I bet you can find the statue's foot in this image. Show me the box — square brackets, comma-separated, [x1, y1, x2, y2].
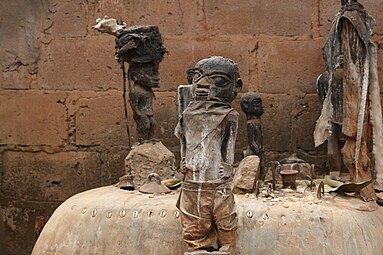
[184, 246, 231, 255]
[373, 179, 383, 192]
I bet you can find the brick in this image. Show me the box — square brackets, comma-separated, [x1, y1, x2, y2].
[0, 201, 60, 255]
[100, 146, 128, 186]
[260, 94, 293, 152]
[257, 39, 325, 94]
[50, 0, 87, 38]
[90, 0, 202, 36]
[92, 0, 130, 21]
[38, 36, 121, 91]
[0, 66, 32, 90]
[0, 92, 67, 146]
[0, 151, 101, 201]
[0, 0, 48, 78]
[320, 0, 383, 37]
[378, 43, 383, 92]
[160, 37, 251, 92]
[129, 0, 197, 36]
[205, 0, 312, 36]
[75, 91, 131, 146]
[292, 94, 322, 151]
[153, 92, 179, 149]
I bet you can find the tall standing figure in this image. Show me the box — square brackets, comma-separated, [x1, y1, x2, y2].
[93, 17, 167, 143]
[240, 92, 265, 180]
[314, 0, 383, 200]
[175, 56, 242, 254]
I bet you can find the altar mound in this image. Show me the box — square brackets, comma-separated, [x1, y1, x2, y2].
[33, 185, 383, 255]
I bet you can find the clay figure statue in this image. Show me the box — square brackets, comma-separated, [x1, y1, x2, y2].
[240, 92, 265, 180]
[175, 56, 242, 254]
[314, 0, 383, 200]
[93, 17, 167, 143]
[127, 61, 159, 141]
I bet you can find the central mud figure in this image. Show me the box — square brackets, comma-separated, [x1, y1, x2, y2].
[175, 56, 242, 254]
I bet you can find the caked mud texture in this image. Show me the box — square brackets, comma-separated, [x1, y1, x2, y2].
[33, 186, 383, 255]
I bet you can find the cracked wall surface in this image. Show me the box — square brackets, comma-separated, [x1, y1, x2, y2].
[1, 0, 383, 254]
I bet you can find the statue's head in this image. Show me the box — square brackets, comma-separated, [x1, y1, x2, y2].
[128, 62, 160, 89]
[192, 56, 242, 103]
[240, 92, 264, 118]
[341, 0, 357, 6]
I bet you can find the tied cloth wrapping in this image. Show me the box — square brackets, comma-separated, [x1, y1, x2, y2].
[314, 2, 383, 187]
[175, 100, 238, 183]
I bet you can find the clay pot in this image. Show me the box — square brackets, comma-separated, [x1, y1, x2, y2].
[280, 169, 299, 189]
[278, 153, 313, 178]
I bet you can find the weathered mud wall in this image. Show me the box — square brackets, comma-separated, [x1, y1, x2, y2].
[1, 0, 383, 254]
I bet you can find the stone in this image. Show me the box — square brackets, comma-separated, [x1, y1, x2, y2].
[124, 141, 176, 187]
[232, 155, 260, 193]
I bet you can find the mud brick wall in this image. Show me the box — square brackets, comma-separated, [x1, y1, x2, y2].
[1, 0, 383, 254]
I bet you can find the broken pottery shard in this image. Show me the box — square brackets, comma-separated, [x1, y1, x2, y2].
[125, 141, 176, 187]
[233, 155, 260, 192]
[328, 180, 373, 194]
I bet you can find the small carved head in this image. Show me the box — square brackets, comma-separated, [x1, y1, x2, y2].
[240, 92, 264, 118]
[191, 56, 243, 103]
[128, 62, 160, 89]
[92, 16, 126, 35]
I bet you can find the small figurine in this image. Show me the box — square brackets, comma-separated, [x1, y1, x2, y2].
[240, 92, 265, 180]
[93, 17, 167, 143]
[175, 56, 242, 254]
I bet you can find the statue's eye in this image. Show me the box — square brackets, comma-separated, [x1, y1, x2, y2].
[241, 101, 249, 110]
[209, 74, 231, 87]
[192, 71, 202, 82]
[252, 99, 262, 106]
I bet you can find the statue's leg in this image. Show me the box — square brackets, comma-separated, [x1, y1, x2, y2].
[341, 135, 376, 200]
[132, 110, 151, 142]
[328, 123, 342, 176]
[129, 89, 152, 142]
[258, 155, 266, 181]
[341, 136, 355, 180]
[148, 116, 156, 140]
[213, 189, 237, 253]
[178, 189, 216, 251]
